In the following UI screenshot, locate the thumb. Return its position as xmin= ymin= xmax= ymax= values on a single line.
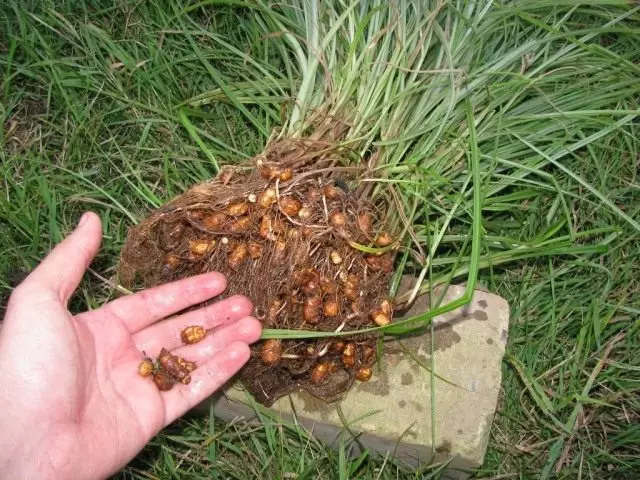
xmin=19 ymin=212 xmax=103 ymax=304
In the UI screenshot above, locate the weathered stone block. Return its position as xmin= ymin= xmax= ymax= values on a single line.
xmin=202 ymin=284 xmax=509 ymax=478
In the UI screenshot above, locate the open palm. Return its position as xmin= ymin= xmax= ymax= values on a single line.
xmin=0 ymin=212 xmax=261 ymax=480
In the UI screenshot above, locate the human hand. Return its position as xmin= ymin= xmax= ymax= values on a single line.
xmin=0 ymin=212 xmax=262 ymax=480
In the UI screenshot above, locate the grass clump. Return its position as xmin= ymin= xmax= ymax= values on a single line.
xmin=1 ymin=0 xmax=639 ymax=478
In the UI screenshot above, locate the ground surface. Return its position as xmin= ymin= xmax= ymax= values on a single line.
xmin=1 ymin=1 xmax=638 ymax=479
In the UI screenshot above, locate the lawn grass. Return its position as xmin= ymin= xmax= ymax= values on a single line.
xmin=1 ymin=1 xmax=639 ymax=479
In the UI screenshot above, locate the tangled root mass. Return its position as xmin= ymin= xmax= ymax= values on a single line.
xmin=119 ymin=139 xmax=395 ymax=406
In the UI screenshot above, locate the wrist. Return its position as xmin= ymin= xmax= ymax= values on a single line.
xmin=0 ymin=414 xmax=54 ymax=480
xmin=0 ymin=440 xmax=54 ymax=480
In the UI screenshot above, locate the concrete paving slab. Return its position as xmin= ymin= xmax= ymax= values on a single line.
xmin=201 ymin=283 xmax=509 ymax=478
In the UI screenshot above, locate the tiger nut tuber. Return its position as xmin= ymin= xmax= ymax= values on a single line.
xmin=261 ymin=339 xmax=283 ymax=365
xmin=226 ymin=201 xmax=249 ymax=217
xmin=342 ymin=343 xmax=356 ymax=368
xmin=311 ymin=363 xmax=330 ymax=384
xmin=279 ymin=197 xmax=302 ymax=216
xmin=138 ymin=358 xmax=154 ymax=377
xmin=258 ymin=188 xmax=277 ymax=208
xmin=355 ymin=367 xmax=373 ymax=382
xmin=181 ymin=325 xmax=206 ymax=345
xmin=189 ymin=239 xmax=213 ymax=257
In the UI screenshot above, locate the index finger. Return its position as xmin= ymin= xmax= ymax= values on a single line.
xmin=102 ymin=272 xmax=228 ymax=333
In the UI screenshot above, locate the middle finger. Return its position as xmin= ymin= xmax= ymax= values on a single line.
xmin=170 ymin=316 xmax=262 ymax=363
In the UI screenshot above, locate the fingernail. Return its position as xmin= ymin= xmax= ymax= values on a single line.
xmin=78 ymin=212 xmax=91 ymax=227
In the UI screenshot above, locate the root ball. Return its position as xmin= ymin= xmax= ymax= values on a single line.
xmin=118 ymin=143 xmax=397 ymax=406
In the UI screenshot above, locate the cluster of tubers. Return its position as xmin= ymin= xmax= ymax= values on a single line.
xmin=138 ymin=325 xmax=206 ymax=391
xmin=120 ymin=151 xmax=397 ymax=405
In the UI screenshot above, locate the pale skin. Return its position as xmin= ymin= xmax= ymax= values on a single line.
xmin=0 ymin=212 xmax=262 ymax=480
